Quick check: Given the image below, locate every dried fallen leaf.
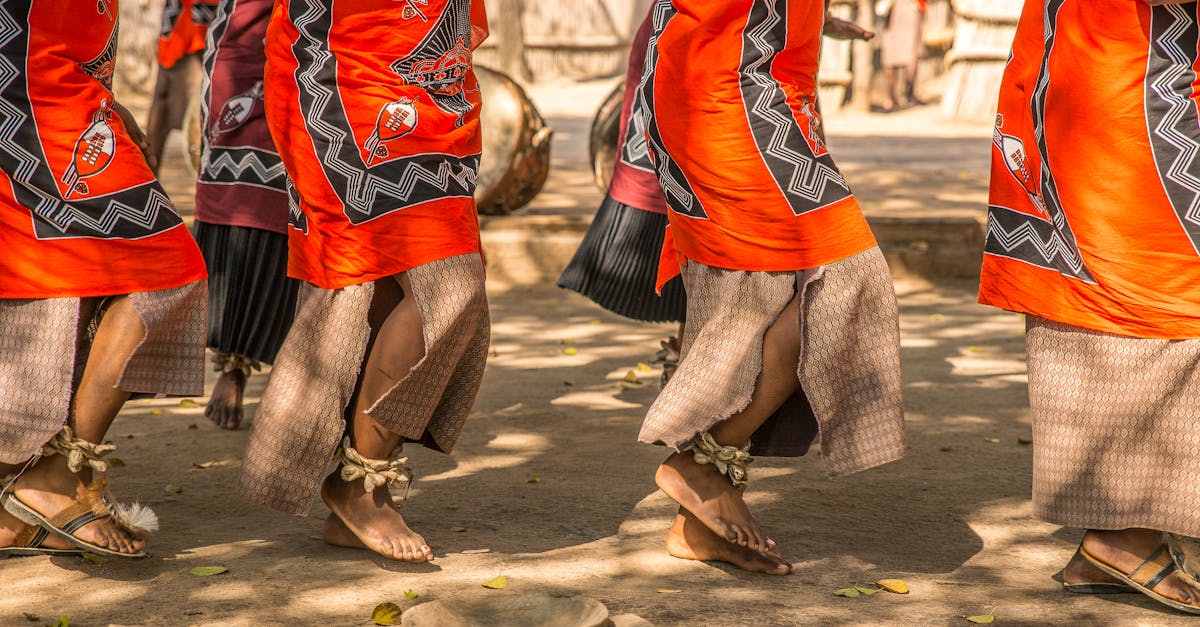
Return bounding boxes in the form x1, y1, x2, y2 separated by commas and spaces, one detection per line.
80, 552, 109, 565
833, 588, 861, 598
854, 586, 879, 596
560, 338, 576, 345
877, 579, 909, 594
562, 347, 578, 356
527, 473, 540, 483
126, 434, 135, 439
636, 362, 654, 373
967, 346, 984, 353
403, 590, 419, 600
192, 461, 216, 469
186, 424, 198, 430
189, 566, 228, 577
1018, 436, 1033, 445
623, 371, 641, 383
179, 399, 202, 408
21, 612, 38, 622
371, 601, 402, 625
482, 575, 507, 590
966, 615, 995, 624
106, 457, 126, 468
562, 380, 574, 386
656, 589, 682, 594
164, 484, 183, 494
983, 437, 1000, 444
450, 526, 466, 532
150, 409, 165, 416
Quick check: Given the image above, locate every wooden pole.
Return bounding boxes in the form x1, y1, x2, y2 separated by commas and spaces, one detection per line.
847, 0, 876, 111
491, 0, 532, 82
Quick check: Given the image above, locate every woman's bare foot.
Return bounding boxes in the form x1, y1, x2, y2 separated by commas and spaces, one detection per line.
1062, 545, 1129, 589
320, 473, 431, 562
9, 456, 144, 555
655, 451, 774, 553
205, 369, 246, 430
1083, 529, 1200, 605
666, 508, 791, 575
0, 508, 75, 551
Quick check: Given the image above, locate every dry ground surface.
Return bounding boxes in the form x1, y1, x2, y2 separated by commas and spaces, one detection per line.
3, 83, 1190, 626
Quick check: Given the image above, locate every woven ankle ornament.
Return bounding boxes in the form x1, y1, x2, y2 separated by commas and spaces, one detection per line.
688, 433, 752, 489
42, 426, 118, 474
337, 438, 413, 493
1169, 533, 1200, 591
211, 351, 262, 378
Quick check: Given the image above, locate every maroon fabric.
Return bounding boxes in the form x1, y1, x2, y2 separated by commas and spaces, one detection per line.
194, 0, 289, 234
607, 13, 669, 215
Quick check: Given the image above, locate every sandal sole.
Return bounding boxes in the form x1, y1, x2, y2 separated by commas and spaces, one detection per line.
1081, 546, 1200, 615
1, 492, 148, 560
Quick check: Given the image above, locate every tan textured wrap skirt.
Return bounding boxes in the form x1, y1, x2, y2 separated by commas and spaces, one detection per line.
0, 281, 208, 464
240, 254, 490, 515
1028, 316, 1200, 537
639, 247, 906, 477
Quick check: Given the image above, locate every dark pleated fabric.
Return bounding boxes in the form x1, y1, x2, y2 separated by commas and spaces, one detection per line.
557, 196, 687, 323
192, 222, 299, 364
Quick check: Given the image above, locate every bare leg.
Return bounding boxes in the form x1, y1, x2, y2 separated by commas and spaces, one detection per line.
1082, 529, 1200, 604
206, 368, 247, 430
881, 67, 900, 111
12, 296, 146, 554
904, 65, 924, 106
656, 295, 803, 557
321, 273, 433, 562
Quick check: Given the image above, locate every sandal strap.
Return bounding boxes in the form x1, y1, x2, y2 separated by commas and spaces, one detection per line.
211, 351, 261, 378
336, 437, 413, 493
12, 524, 43, 548
1128, 545, 1176, 590
42, 426, 117, 474
687, 433, 752, 489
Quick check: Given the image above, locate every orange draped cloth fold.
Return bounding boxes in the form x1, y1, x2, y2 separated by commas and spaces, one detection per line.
980, 0, 1200, 339
264, 0, 488, 289
639, 0, 876, 290
0, 0, 206, 299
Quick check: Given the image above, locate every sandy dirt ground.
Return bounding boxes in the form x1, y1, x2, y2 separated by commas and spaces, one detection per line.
1, 85, 1191, 626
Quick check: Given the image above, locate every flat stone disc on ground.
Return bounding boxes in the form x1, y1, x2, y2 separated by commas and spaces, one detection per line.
401, 593, 609, 627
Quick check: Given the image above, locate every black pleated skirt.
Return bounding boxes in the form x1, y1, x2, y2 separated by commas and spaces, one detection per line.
557, 195, 686, 323
192, 222, 299, 364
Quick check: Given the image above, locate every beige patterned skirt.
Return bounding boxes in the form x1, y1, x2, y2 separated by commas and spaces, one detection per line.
1028, 316, 1200, 537
0, 281, 208, 464
240, 254, 490, 515
639, 247, 906, 478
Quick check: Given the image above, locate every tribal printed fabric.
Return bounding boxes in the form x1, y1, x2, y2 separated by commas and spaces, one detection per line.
195, 0, 289, 234
0, 0, 207, 299
981, 0, 1200, 339
264, 0, 490, 289
637, 0, 876, 280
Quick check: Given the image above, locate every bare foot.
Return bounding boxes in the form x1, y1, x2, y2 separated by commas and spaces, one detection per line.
1062, 545, 1129, 589
205, 370, 246, 430
10, 456, 144, 555
0, 507, 75, 551
655, 451, 774, 553
320, 473, 431, 562
1083, 529, 1200, 606
666, 508, 791, 575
